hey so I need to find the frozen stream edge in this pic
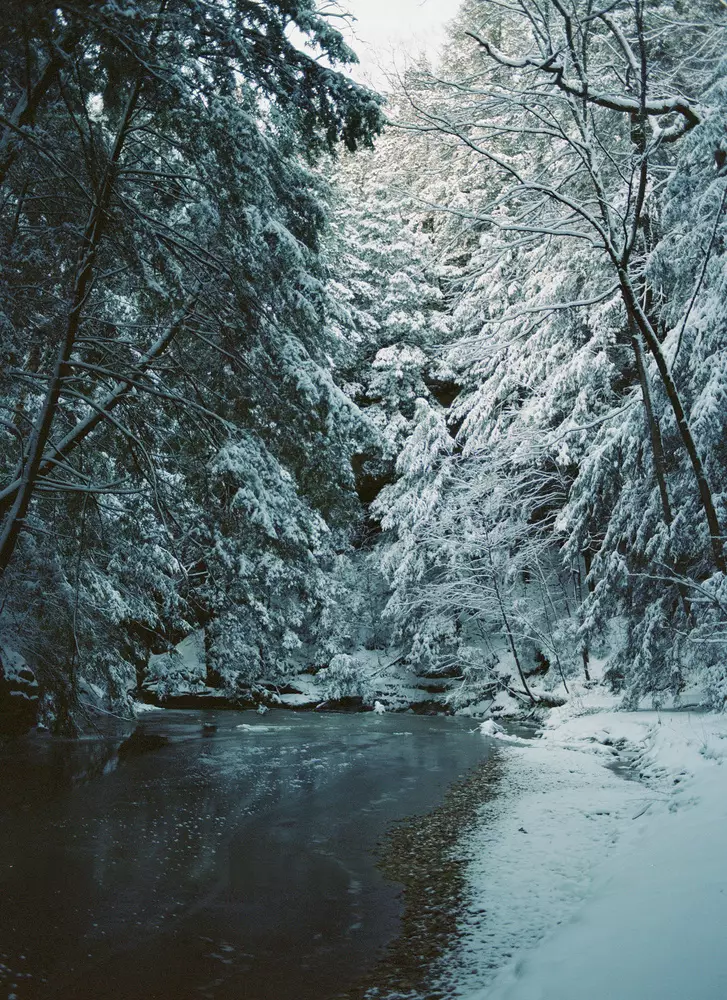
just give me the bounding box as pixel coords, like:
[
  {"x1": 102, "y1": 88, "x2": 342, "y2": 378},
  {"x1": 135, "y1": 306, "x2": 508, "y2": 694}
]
[{"x1": 440, "y1": 699, "x2": 727, "y2": 1000}]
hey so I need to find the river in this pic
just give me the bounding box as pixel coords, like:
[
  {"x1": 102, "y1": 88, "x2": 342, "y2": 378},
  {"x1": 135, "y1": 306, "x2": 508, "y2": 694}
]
[{"x1": 0, "y1": 710, "x2": 495, "y2": 1000}]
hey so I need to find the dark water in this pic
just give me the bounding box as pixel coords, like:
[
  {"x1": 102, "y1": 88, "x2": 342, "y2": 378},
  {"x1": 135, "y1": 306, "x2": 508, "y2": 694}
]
[{"x1": 0, "y1": 710, "x2": 493, "y2": 1000}]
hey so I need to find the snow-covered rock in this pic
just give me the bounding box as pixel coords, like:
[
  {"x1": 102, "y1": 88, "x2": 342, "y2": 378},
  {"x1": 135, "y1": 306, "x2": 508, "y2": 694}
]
[
  {"x1": 132, "y1": 701, "x2": 165, "y2": 715},
  {"x1": 144, "y1": 630, "x2": 208, "y2": 700},
  {"x1": 478, "y1": 718, "x2": 520, "y2": 742},
  {"x1": 0, "y1": 643, "x2": 38, "y2": 735}
]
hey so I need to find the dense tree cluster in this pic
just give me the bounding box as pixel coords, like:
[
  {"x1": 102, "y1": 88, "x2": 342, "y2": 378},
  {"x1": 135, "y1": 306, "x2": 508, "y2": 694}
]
[
  {"x1": 0, "y1": 0, "x2": 381, "y2": 730},
  {"x1": 4, "y1": 0, "x2": 727, "y2": 731},
  {"x1": 331, "y1": 0, "x2": 727, "y2": 710}
]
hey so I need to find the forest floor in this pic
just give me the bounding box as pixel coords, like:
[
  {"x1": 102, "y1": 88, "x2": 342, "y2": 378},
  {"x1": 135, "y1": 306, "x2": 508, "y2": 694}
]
[{"x1": 440, "y1": 691, "x2": 727, "y2": 1000}]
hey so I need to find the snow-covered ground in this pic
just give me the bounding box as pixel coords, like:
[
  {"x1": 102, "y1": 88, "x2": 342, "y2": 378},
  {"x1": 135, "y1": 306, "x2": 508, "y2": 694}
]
[{"x1": 442, "y1": 694, "x2": 727, "y2": 1000}]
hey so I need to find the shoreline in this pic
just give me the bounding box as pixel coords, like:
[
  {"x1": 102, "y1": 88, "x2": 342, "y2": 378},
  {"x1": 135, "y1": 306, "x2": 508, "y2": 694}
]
[
  {"x1": 441, "y1": 701, "x2": 727, "y2": 1000},
  {"x1": 346, "y1": 753, "x2": 503, "y2": 1000}
]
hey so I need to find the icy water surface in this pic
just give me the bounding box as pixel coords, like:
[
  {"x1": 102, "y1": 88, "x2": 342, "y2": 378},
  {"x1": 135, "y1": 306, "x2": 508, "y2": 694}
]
[{"x1": 0, "y1": 710, "x2": 494, "y2": 1000}]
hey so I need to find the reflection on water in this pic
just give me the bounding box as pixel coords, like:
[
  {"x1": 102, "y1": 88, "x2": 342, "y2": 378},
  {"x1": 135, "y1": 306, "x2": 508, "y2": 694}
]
[{"x1": 0, "y1": 710, "x2": 493, "y2": 1000}]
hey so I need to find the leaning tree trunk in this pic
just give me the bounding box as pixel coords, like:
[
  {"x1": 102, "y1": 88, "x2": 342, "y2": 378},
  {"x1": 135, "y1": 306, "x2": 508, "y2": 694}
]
[
  {"x1": 0, "y1": 24, "x2": 81, "y2": 189},
  {"x1": 630, "y1": 319, "x2": 673, "y2": 526},
  {"x1": 0, "y1": 79, "x2": 143, "y2": 575},
  {"x1": 488, "y1": 555, "x2": 537, "y2": 705},
  {"x1": 619, "y1": 271, "x2": 726, "y2": 575},
  {"x1": 0, "y1": 298, "x2": 196, "y2": 518},
  {"x1": 629, "y1": 315, "x2": 693, "y2": 618}
]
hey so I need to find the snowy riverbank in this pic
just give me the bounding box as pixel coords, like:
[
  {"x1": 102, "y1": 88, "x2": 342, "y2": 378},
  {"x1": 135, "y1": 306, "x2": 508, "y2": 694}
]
[{"x1": 442, "y1": 695, "x2": 727, "y2": 1000}]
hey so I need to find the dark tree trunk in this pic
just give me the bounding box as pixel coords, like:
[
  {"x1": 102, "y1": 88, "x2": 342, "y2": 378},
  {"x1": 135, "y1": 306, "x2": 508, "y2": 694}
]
[{"x1": 620, "y1": 272, "x2": 726, "y2": 575}]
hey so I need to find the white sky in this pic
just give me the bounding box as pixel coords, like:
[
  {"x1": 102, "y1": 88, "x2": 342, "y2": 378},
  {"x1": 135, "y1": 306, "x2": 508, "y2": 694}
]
[{"x1": 336, "y1": 0, "x2": 453, "y2": 88}]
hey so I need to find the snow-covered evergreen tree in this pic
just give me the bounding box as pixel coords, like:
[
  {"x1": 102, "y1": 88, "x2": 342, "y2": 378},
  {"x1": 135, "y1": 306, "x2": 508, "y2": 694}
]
[
  {"x1": 332, "y1": 0, "x2": 727, "y2": 708},
  {"x1": 0, "y1": 0, "x2": 383, "y2": 729}
]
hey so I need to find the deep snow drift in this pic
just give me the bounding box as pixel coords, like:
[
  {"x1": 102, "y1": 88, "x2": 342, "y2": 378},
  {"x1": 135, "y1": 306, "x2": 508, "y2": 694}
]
[{"x1": 443, "y1": 694, "x2": 727, "y2": 1000}]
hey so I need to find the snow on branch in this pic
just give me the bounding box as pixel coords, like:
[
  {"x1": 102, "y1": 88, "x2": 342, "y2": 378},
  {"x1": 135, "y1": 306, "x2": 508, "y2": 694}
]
[{"x1": 465, "y1": 30, "x2": 701, "y2": 142}]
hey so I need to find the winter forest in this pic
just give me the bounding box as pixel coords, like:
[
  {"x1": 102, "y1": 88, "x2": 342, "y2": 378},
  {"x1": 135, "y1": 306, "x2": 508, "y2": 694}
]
[
  {"x1": 3, "y1": 0, "x2": 727, "y2": 730},
  {"x1": 4, "y1": 2, "x2": 727, "y2": 999}
]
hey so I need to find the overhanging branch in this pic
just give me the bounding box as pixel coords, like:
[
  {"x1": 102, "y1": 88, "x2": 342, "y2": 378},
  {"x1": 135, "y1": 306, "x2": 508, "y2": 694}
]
[{"x1": 465, "y1": 30, "x2": 701, "y2": 141}]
